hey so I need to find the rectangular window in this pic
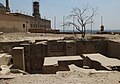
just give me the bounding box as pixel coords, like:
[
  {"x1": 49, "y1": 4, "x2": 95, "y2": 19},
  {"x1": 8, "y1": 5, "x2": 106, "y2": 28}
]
[{"x1": 23, "y1": 24, "x2": 25, "y2": 28}]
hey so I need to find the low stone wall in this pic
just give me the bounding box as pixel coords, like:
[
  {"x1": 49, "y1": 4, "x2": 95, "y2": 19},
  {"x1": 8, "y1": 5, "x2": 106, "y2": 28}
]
[
  {"x1": 12, "y1": 42, "x2": 47, "y2": 74},
  {"x1": 0, "y1": 41, "x2": 29, "y2": 54},
  {"x1": 107, "y1": 41, "x2": 120, "y2": 59},
  {"x1": 47, "y1": 40, "x2": 108, "y2": 57},
  {"x1": 77, "y1": 40, "x2": 108, "y2": 55},
  {"x1": 66, "y1": 41, "x2": 77, "y2": 56},
  {"x1": 3, "y1": 39, "x2": 120, "y2": 74},
  {"x1": 47, "y1": 40, "x2": 66, "y2": 56}
]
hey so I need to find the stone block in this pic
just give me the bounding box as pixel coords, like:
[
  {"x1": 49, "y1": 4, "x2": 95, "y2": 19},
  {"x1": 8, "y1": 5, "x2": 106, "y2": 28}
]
[
  {"x1": 31, "y1": 59, "x2": 43, "y2": 74},
  {"x1": 66, "y1": 41, "x2": 76, "y2": 56},
  {"x1": 47, "y1": 41, "x2": 66, "y2": 56},
  {"x1": 20, "y1": 43, "x2": 30, "y2": 58},
  {"x1": 31, "y1": 42, "x2": 47, "y2": 58},
  {"x1": 83, "y1": 53, "x2": 120, "y2": 70},
  {"x1": 30, "y1": 42, "x2": 46, "y2": 73},
  {"x1": 76, "y1": 41, "x2": 96, "y2": 54},
  {"x1": 20, "y1": 43, "x2": 31, "y2": 72},
  {"x1": 76, "y1": 41, "x2": 86, "y2": 54},
  {"x1": 107, "y1": 41, "x2": 120, "y2": 59},
  {"x1": 12, "y1": 47, "x2": 25, "y2": 71}
]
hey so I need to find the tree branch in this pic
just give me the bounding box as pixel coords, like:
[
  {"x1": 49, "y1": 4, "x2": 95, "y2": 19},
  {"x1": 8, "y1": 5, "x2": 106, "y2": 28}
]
[
  {"x1": 62, "y1": 6, "x2": 97, "y2": 38},
  {"x1": 84, "y1": 8, "x2": 97, "y2": 24},
  {"x1": 63, "y1": 22, "x2": 82, "y2": 32}
]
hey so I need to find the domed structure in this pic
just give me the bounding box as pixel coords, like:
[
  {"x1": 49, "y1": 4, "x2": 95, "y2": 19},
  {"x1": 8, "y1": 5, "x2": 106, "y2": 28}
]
[
  {"x1": 0, "y1": 3, "x2": 6, "y2": 13},
  {"x1": 0, "y1": 3, "x2": 5, "y2": 7}
]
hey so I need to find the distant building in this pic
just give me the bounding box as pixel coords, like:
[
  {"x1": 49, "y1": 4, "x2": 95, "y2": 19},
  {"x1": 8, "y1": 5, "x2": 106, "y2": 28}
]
[
  {"x1": 0, "y1": 0, "x2": 51, "y2": 33},
  {"x1": 0, "y1": 3, "x2": 6, "y2": 14}
]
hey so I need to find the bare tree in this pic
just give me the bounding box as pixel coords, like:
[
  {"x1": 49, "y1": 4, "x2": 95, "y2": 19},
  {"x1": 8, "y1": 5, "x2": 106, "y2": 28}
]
[{"x1": 63, "y1": 6, "x2": 97, "y2": 38}]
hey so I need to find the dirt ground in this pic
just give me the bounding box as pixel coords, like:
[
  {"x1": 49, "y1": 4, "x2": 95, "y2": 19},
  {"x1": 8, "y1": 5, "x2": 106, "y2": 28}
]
[
  {"x1": 0, "y1": 33, "x2": 120, "y2": 42},
  {"x1": 0, "y1": 70, "x2": 120, "y2": 84}
]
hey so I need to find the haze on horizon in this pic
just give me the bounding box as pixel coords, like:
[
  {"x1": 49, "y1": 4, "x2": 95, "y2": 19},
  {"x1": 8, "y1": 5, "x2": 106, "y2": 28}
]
[{"x1": 1, "y1": 0, "x2": 120, "y2": 30}]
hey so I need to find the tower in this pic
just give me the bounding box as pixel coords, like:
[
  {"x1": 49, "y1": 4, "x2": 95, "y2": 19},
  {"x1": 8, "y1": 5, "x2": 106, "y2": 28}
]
[
  {"x1": 6, "y1": 0, "x2": 10, "y2": 14},
  {"x1": 100, "y1": 16, "x2": 104, "y2": 32},
  {"x1": 32, "y1": 0, "x2": 40, "y2": 18}
]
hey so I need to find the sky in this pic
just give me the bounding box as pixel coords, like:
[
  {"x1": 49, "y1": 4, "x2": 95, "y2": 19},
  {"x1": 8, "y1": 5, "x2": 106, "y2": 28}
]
[{"x1": 1, "y1": 0, "x2": 120, "y2": 30}]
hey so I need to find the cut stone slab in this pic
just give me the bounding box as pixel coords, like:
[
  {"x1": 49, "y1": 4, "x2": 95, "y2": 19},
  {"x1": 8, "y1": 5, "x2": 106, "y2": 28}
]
[
  {"x1": 44, "y1": 56, "x2": 82, "y2": 66},
  {"x1": 12, "y1": 47, "x2": 25, "y2": 71},
  {"x1": 43, "y1": 56, "x2": 82, "y2": 74},
  {"x1": 83, "y1": 53, "x2": 120, "y2": 70}
]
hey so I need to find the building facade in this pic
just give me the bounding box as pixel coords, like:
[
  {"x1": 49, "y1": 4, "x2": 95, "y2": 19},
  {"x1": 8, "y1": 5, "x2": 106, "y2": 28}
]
[{"x1": 0, "y1": 0, "x2": 51, "y2": 33}]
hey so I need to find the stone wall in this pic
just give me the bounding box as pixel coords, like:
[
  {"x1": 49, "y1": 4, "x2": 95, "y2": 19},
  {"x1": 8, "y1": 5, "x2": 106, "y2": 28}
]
[
  {"x1": 0, "y1": 13, "x2": 27, "y2": 32},
  {"x1": 0, "y1": 13, "x2": 51, "y2": 33},
  {"x1": 107, "y1": 41, "x2": 120, "y2": 59},
  {"x1": 76, "y1": 40, "x2": 107, "y2": 56},
  {"x1": 66, "y1": 41, "x2": 77, "y2": 56},
  {"x1": 0, "y1": 21, "x2": 27, "y2": 33},
  {"x1": 30, "y1": 42, "x2": 47, "y2": 73},
  {"x1": 46, "y1": 40, "x2": 108, "y2": 57},
  {"x1": 9, "y1": 39, "x2": 120, "y2": 73},
  {"x1": 12, "y1": 42, "x2": 47, "y2": 73},
  {"x1": 20, "y1": 43, "x2": 31, "y2": 72},
  {"x1": 47, "y1": 40, "x2": 66, "y2": 56},
  {"x1": 76, "y1": 40, "x2": 108, "y2": 55},
  {"x1": 0, "y1": 41, "x2": 29, "y2": 54}
]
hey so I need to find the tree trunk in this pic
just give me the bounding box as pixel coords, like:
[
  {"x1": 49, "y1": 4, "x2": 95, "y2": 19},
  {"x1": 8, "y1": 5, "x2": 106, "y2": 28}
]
[
  {"x1": 81, "y1": 25, "x2": 86, "y2": 38},
  {"x1": 83, "y1": 26, "x2": 86, "y2": 38},
  {"x1": 81, "y1": 26, "x2": 84, "y2": 38}
]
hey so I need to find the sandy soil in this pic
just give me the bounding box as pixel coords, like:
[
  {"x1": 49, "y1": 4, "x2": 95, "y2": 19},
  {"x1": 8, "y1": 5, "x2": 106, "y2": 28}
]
[
  {"x1": 0, "y1": 70, "x2": 120, "y2": 84},
  {"x1": 0, "y1": 33, "x2": 72, "y2": 42},
  {"x1": 0, "y1": 33, "x2": 119, "y2": 42}
]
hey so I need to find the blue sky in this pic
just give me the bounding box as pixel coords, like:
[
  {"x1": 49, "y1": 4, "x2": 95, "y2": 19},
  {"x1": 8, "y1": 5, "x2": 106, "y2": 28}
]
[{"x1": 1, "y1": 0, "x2": 120, "y2": 30}]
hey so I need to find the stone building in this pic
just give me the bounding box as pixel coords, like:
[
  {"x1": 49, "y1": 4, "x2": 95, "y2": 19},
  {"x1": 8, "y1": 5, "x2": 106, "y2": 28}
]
[
  {"x1": 0, "y1": 0, "x2": 51, "y2": 33},
  {"x1": 0, "y1": 3, "x2": 6, "y2": 14}
]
